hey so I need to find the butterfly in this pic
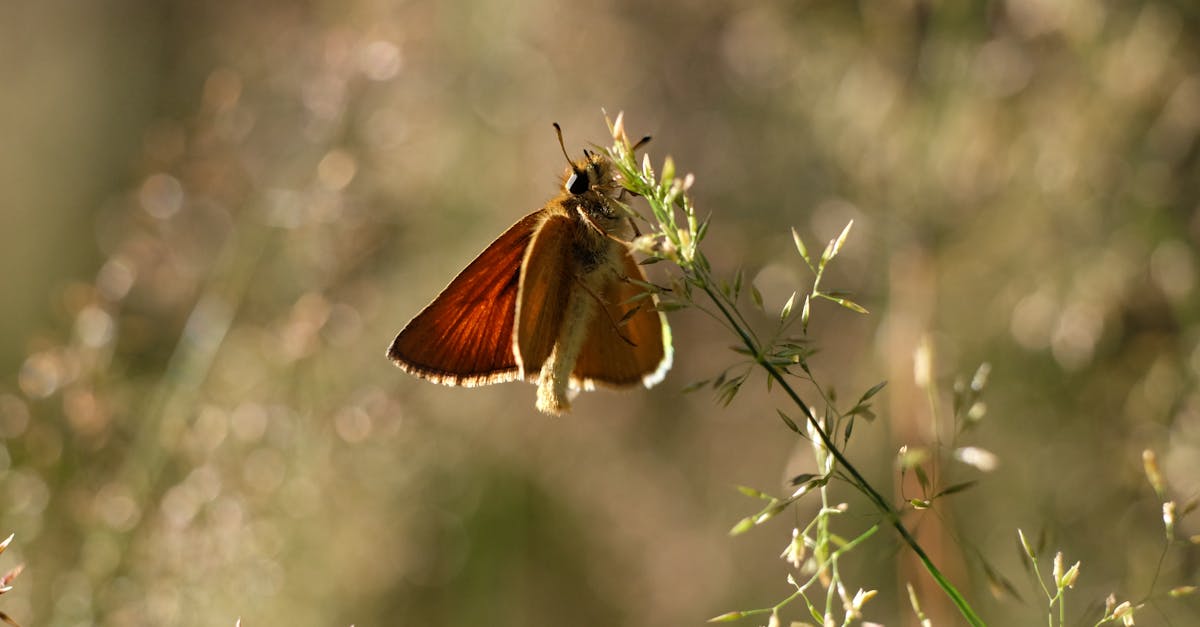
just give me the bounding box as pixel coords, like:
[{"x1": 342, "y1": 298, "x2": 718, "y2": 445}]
[{"x1": 387, "y1": 124, "x2": 672, "y2": 414}]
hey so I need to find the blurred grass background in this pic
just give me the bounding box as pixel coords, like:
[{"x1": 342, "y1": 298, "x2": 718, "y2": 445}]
[{"x1": 1, "y1": 0, "x2": 1199, "y2": 625}]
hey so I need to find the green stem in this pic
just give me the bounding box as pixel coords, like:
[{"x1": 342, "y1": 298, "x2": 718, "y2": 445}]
[{"x1": 700, "y1": 282, "x2": 986, "y2": 627}]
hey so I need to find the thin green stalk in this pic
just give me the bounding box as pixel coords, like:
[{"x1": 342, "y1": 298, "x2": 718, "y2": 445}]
[
  {"x1": 700, "y1": 281, "x2": 986, "y2": 627},
  {"x1": 1028, "y1": 552, "x2": 1054, "y2": 609},
  {"x1": 820, "y1": 486, "x2": 837, "y2": 622}
]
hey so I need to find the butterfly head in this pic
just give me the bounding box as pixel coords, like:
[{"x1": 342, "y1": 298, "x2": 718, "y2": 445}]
[
  {"x1": 554, "y1": 123, "x2": 622, "y2": 200},
  {"x1": 564, "y1": 151, "x2": 619, "y2": 197}
]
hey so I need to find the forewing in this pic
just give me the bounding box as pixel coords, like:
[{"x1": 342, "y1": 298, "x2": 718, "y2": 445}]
[
  {"x1": 572, "y1": 250, "x2": 672, "y2": 388},
  {"x1": 514, "y1": 213, "x2": 575, "y2": 377},
  {"x1": 388, "y1": 211, "x2": 542, "y2": 386}
]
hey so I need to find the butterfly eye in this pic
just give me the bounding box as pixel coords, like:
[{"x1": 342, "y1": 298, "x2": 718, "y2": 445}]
[{"x1": 566, "y1": 171, "x2": 589, "y2": 195}]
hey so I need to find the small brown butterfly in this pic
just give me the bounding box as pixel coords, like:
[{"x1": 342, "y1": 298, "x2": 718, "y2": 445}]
[{"x1": 387, "y1": 124, "x2": 672, "y2": 414}]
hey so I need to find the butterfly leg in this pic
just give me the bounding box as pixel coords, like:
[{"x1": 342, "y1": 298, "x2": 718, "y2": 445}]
[{"x1": 575, "y1": 274, "x2": 638, "y2": 347}]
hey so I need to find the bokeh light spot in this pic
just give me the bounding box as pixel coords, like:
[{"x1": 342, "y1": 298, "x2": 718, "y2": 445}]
[
  {"x1": 75, "y1": 304, "x2": 115, "y2": 348},
  {"x1": 1010, "y1": 290, "x2": 1056, "y2": 350},
  {"x1": 19, "y1": 351, "x2": 64, "y2": 399},
  {"x1": 1051, "y1": 303, "x2": 1103, "y2": 370},
  {"x1": 335, "y1": 405, "x2": 372, "y2": 444},
  {"x1": 322, "y1": 303, "x2": 363, "y2": 346},
  {"x1": 138, "y1": 173, "x2": 184, "y2": 220},
  {"x1": 317, "y1": 149, "x2": 358, "y2": 191},
  {"x1": 6, "y1": 470, "x2": 50, "y2": 516},
  {"x1": 190, "y1": 406, "x2": 229, "y2": 454},
  {"x1": 95, "y1": 482, "x2": 141, "y2": 532},
  {"x1": 361, "y1": 40, "x2": 403, "y2": 81},
  {"x1": 0, "y1": 394, "x2": 31, "y2": 438},
  {"x1": 96, "y1": 256, "x2": 136, "y2": 302},
  {"x1": 64, "y1": 388, "x2": 109, "y2": 437},
  {"x1": 231, "y1": 402, "x2": 269, "y2": 443},
  {"x1": 161, "y1": 483, "x2": 201, "y2": 529}
]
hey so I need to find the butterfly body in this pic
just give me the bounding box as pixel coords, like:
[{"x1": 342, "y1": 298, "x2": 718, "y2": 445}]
[{"x1": 388, "y1": 146, "x2": 671, "y2": 415}]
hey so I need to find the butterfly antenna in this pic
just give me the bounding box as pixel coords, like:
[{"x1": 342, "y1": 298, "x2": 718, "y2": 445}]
[
  {"x1": 552, "y1": 123, "x2": 582, "y2": 172},
  {"x1": 632, "y1": 135, "x2": 652, "y2": 151}
]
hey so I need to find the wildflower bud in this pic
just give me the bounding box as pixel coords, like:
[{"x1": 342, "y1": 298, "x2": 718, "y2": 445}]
[
  {"x1": 631, "y1": 234, "x2": 658, "y2": 255},
  {"x1": 1061, "y1": 561, "x2": 1080, "y2": 588},
  {"x1": 662, "y1": 156, "x2": 675, "y2": 183},
  {"x1": 780, "y1": 528, "x2": 806, "y2": 569},
  {"x1": 0, "y1": 563, "x2": 22, "y2": 590},
  {"x1": 1018, "y1": 529, "x2": 1035, "y2": 560},
  {"x1": 851, "y1": 588, "x2": 877, "y2": 612},
  {"x1": 898, "y1": 446, "x2": 928, "y2": 470},
  {"x1": 658, "y1": 239, "x2": 679, "y2": 262},
  {"x1": 954, "y1": 446, "x2": 999, "y2": 472},
  {"x1": 1168, "y1": 586, "x2": 1196, "y2": 598},
  {"x1": 807, "y1": 419, "x2": 830, "y2": 471},
  {"x1": 611, "y1": 112, "x2": 628, "y2": 145},
  {"x1": 1143, "y1": 449, "x2": 1165, "y2": 497},
  {"x1": 1163, "y1": 501, "x2": 1177, "y2": 539},
  {"x1": 677, "y1": 230, "x2": 691, "y2": 253},
  {"x1": 970, "y1": 362, "x2": 991, "y2": 391},
  {"x1": 669, "y1": 178, "x2": 684, "y2": 198}
]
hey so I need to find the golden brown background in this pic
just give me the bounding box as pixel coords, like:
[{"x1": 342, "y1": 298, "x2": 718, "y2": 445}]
[{"x1": 1, "y1": 0, "x2": 1198, "y2": 625}]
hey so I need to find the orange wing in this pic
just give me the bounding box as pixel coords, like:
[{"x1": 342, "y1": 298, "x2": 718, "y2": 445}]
[
  {"x1": 387, "y1": 211, "x2": 543, "y2": 386},
  {"x1": 572, "y1": 250, "x2": 672, "y2": 388},
  {"x1": 514, "y1": 213, "x2": 575, "y2": 377}
]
